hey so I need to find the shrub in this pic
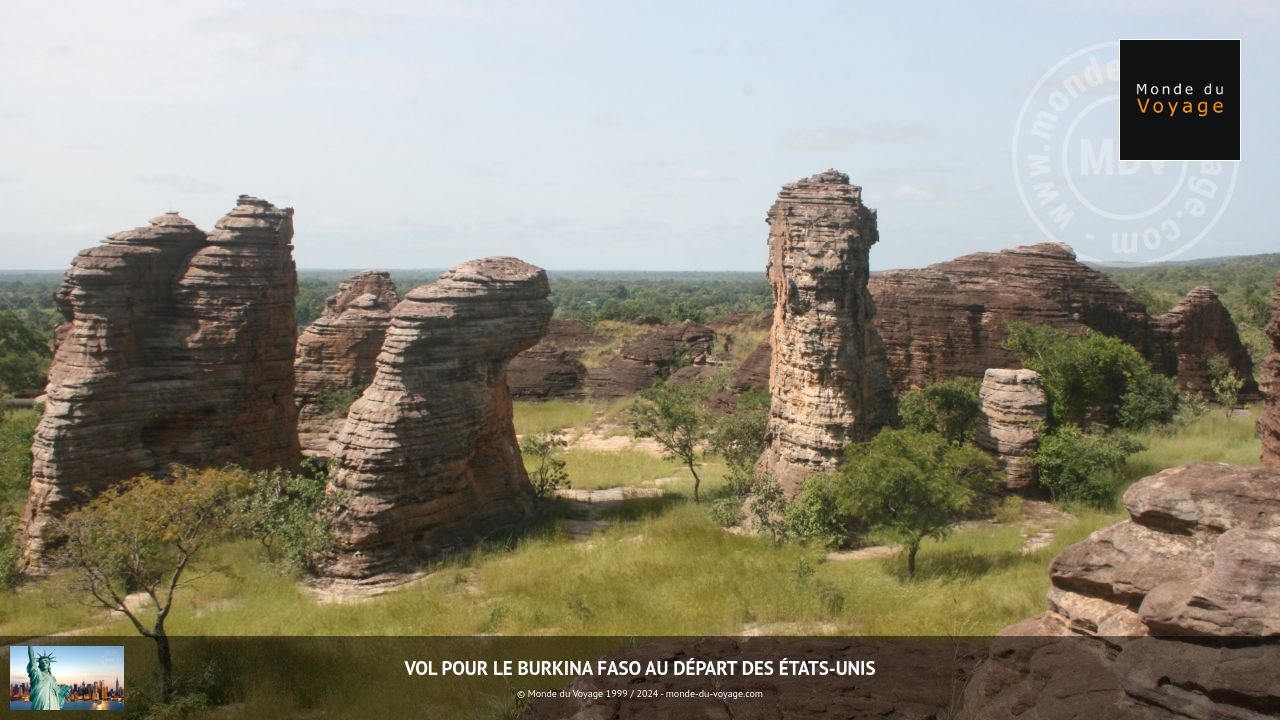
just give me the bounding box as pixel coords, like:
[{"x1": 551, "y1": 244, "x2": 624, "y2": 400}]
[
  {"x1": 521, "y1": 431, "x2": 570, "y2": 499},
  {"x1": 782, "y1": 473, "x2": 846, "y2": 546},
  {"x1": 631, "y1": 380, "x2": 714, "y2": 501},
  {"x1": 232, "y1": 458, "x2": 342, "y2": 573},
  {"x1": 707, "y1": 498, "x2": 742, "y2": 528},
  {"x1": 0, "y1": 513, "x2": 21, "y2": 589},
  {"x1": 1004, "y1": 323, "x2": 1178, "y2": 429},
  {"x1": 317, "y1": 386, "x2": 364, "y2": 417},
  {"x1": 898, "y1": 377, "x2": 982, "y2": 445},
  {"x1": 1032, "y1": 424, "x2": 1141, "y2": 507},
  {"x1": 711, "y1": 389, "x2": 769, "y2": 497}
]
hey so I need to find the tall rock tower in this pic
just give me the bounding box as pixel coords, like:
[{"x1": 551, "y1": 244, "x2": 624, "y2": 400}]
[
  {"x1": 1259, "y1": 272, "x2": 1280, "y2": 467},
  {"x1": 755, "y1": 170, "x2": 894, "y2": 494},
  {"x1": 20, "y1": 196, "x2": 300, "y2": 571}
]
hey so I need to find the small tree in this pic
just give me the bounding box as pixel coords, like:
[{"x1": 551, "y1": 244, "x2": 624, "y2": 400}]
[
  {"x1": 711, "y1": 389, "x2": 769, "y2": 496},
  {"x1": 60, "y1": 467, "x2": 247, "y2": 702},
  {"x1": 520, "y1": 431, "x2": 570, "y2": 499},
  {"x1": 1206, "y1": 354, "x2": 1244, "y2": 418},
  {"x1": 231, "y1": 458, "x2": 342, "y2": 573},
  {"x1": 898, "y1": 377, "x2": 982, "y2": 445},
  {"x1": 837, "y1": 429, "x2": 996, "y2": 578},
  {"x1": 631, "y1": 380, "x2": 713, "y2": 501}
]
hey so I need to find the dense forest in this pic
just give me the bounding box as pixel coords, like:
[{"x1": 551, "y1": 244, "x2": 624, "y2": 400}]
[{"x1": 2, "y1": 253, "x2": 1278, "y2": 396}]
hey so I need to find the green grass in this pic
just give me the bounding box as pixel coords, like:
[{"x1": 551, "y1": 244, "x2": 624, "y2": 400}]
[
  {"x1": 512, "y1": 400, "x2": 600, "y2": 437},
  {"x1": 1120, "y1": 405, "x2": 1262, "y2": 486}
]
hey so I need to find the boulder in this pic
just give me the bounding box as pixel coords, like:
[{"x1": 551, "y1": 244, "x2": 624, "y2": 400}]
[
  {"x1": 584, "y1": 320, "x2": 716, "y2": 399},
  {"x1": 1151, "y1": 286, "x2": 1259, "y2": 400},
  {"x1": 21, "y1": 197, "x2": 299, "y2": 571},
  {"x1": 507, "y1": 319, "x2": 596, "y2": 400},
  {"x1": 957, "y1": 461, "x2": 1280, "y2": 720},
  {"x1": 293, "y1": 271, "x2": 399, "y2": 455},
  {"x1": 975, "y1": 368, "x2": 1047, "y2": 489},
  {"x1": 755, "y1": 170, "x2": 894, "y2": 494},
  {"x1": 318, "y1": 257, "x2": 552, "y2": 588}
]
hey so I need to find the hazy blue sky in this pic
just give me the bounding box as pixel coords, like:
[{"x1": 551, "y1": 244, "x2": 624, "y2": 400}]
[
  {"x1": 9, "y1": 646, "x2": 124, "y2": 687},
  {"x1": 2, "y1": 1, "x2": 1275, "y2": 271}
]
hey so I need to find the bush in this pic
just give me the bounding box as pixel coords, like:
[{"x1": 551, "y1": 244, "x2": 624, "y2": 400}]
[
  {"x1": 1004, "y1": 323, "x2": 1178, "y2": 429},
  {"x1": 782, "y1": 474, "x2": 846, "y2": 546},
  {"x1": 1032, "y1": 424, "x2": 1142, "y2": 507},
  {"x1": 898, "y1": 377, "x2": 981, "y2": 445},
  {"x1": 707, "y1": 498, "x2": 743, "y2": 528},
  {"x1": 317, "y1": 386, "x2": 364, "y2": 418},
  {"x1": 0, "y1": 513, "x2": 21, "y2": 589},
  {"x1": 520, "y1": 431, "x2": 570, "y2": 499},
  {"x1": 0, "y1": 405, "x2": 39, "y2": 510},
  {"x1": 711, "y1": 389, "x2": 769, "y2": 497},
  {"x1": 232, "y1": 459, "x2": 342, "y2": 573}
]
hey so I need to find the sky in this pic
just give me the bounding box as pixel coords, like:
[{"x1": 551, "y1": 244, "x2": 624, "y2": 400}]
[
  {"x1": 1, "y1": 0, "x2": 1276, "y2": 271},
  {"x1": 9, "y1": 646, "x2": 125, "y2": 687}
]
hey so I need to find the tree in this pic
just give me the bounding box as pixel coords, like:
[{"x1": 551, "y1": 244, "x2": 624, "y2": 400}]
[
  {"x1": 1206, "y1": 354, "x2": 1244, "y2": 418},
  {"x1": 231, "y1": 458, "x2": 342, "y2": 573},
  {"x1": 898, "y1": 377, "x2": 982, "y2": 445},
  {"x1": 520, "y1": 431, "x2": 570, "y2": 499},
  {"x1": 631, "y1": 380, "x2": 714, "y2": 501},
  {"x1": 0, "y1": 310, "x2": 51, "y2": 394},
  {"x1": 60, "y1": 467, "x2": 248, "y2": 702},
  {"x1": 1003, "y1": 322, "x2": 1178, "y2": 429},
  {"x1": 711, "y1": 389, "x2": 769, "y2": 496},
  {"x1": 836, "y1": 429, "x2": 996, "y2": 578}
]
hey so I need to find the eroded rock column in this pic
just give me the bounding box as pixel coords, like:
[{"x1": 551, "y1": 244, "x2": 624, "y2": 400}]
[
  {"x1": 1259, "y1": 273, "x2": 1280, "y2": 468},
  {"x1": 320, "y1": 257, "x2": 552, "y2": 587},
  {"x1": 294, "y1": 271, "x2": 399, "y2": 454},
  {"x1": 975, "y1": 369, "x2": 1047, "y2": 489},
  {"x1": 21, "y1": 196, "x2": 299, "y2": 570},
  {"x1": 755, "y1": 170, "x2": 893, "y2": 494}
]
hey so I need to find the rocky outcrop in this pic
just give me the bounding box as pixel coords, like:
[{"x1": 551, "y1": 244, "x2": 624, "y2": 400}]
[
  {"x1": 975, "y1": 369, "x2": 1047, "y2": 489},
  {"x1": 732, "y1": 245, "x2": 1258, "y2": 400},
  {"x1": 21, "y1": 197, "x2": 300, "y2": 570},
  {"x1": 1259, "y1": 274, "x2": 1280, "y2": 467},
  {"x1": 870, "y1": 242, "x2": 1154, "y2": 392},
  {"x1": 507, "y1": 319, "x2": 596, "y2": 400},
  {"x1": 755, "y1": 170, "x2": 894, "y2": 494},
  {"x1": 294, "y1": 271, "x2": 399, "y2": 455},
  {"x1": 958, "y1": 461, "x2": 1280, "y2": 720},
  {"x1": 1152, "y1": 286, "x2": 1259, "y2": 400},
  {"x1": 584, "y1": 320, "x2": 716, "y2": 399},
  {"x1": 319, "y1": 257, "x2": 552, "y2": 587}
]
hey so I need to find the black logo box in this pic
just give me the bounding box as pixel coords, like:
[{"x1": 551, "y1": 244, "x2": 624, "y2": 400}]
[{"x1": 1120, "y1": 39, "x2": 1240, "y2": 161}]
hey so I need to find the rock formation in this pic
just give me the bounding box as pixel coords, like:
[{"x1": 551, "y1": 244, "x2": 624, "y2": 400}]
[
  {"x1": 733, "y1": 244, "x2": 1258, "y2": 400},
  {"x1": 584, "y1": 320, "x2": 716, "y2": 399},
  {"x1": 975, "y1": 369, "x2": 1047, "y2": 489},
  {"x1": 22, "y1": 196, "x2": 300, "y2": 570},
  {"x1": 755, "y1": 170, "x2": 894, "y2": 494},
  {"x1": 507, "y1": 319, "x2": 595, "y2": 400},
  {"x1": 957, "y1": 461, "x2": 1280, "y2": 719},
  {"x1": 319, "y1": 257, "x2": 552, "y2": 587},
  {"x1": 1151, "y1": 286, "x2": 1259, "y2": 400},
  {"x1": 1259, "y1": 273, "x2": 1280, "y2": 467},
  {"x1": 293, "y1": 271, "x2": 398, "y2": 454}
]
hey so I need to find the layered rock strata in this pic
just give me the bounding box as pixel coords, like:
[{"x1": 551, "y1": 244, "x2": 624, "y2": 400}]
[
  {"x1": 755, "y1": 170, "x2": 894, "y2": 494},
  {"x1": 320, "y1": 257, "x2": 552, "y2": 586},
  {"x1": 958, "y1": 461, "x2": 1280, "y2": 719},
  {"x1": 507, "y1": 319, "x2": 595, "y2": 400},
  {"x1": 975, "y1": 368, "x2": 1047, "y2": 489},
  {"x1": 1259, "y1": 273, "x2": 1280, "y2": 467},
  {"x1": 733, "y1": 245, "x2": 1258, "y2": 399},
  {"x1": 1151, "y1": 286, "x2": 1259, "y2": 400},
  {"x1": 22, "y1": 196, "x2": 300, "y2": 570},
  {"x1": 584, "y1": 320, "x2": 716, "y2": 399},
  {"x1": 294, "y1": 271, "x2": 398, "y2": 454}
]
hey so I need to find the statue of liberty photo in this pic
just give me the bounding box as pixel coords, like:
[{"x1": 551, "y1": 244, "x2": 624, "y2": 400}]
[{"x1": 26, "y1": 646, "x2": 71, "y2": 710}]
